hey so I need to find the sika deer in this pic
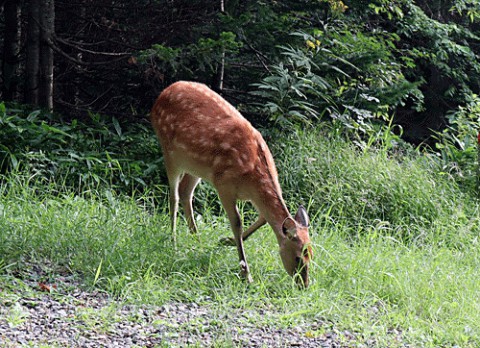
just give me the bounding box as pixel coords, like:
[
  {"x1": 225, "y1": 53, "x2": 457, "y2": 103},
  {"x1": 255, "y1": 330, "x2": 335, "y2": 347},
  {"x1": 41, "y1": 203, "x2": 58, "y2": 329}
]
[{"x1": 151, "y1": 81, "x2": 312, "y2": 287}]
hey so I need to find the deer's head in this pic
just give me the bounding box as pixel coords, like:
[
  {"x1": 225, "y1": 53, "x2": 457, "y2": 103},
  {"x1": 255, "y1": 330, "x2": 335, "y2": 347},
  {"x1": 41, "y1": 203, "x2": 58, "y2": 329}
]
[{"x1": 279, "y1": 206, "x2": 312, "y2": 288}]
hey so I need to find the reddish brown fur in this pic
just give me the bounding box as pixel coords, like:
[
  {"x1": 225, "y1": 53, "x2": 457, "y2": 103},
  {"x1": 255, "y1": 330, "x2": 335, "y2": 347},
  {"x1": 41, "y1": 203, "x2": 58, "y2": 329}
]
[{"x1": 151, "y1": 81, "x2": 312, "y2": 287}]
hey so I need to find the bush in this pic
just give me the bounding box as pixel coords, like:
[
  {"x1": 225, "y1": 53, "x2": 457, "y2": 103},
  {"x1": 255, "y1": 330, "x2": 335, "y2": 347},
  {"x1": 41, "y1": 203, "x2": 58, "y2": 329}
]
[
  {"x1": 251, "y1": 28, "x2": 421, "y2": 131},
  {"x1": 0, "y1": 103, "x2": 163, "y2": 193},
  {"x1": 433, "y1": 94, "x2": 480, "y2": 193}
]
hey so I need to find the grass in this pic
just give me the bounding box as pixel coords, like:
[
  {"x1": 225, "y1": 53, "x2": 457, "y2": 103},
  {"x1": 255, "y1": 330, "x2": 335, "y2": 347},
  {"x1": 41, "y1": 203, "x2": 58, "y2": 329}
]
[{"x1": 1, "y1": 126, "x2": 480, "y2": 346}]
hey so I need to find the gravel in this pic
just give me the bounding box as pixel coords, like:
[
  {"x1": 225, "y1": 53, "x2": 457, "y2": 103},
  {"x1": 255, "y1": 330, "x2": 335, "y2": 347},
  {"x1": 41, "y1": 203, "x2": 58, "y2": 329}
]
[{"x1": 0, "y1": 270, "x2": 393, "y2": 347}]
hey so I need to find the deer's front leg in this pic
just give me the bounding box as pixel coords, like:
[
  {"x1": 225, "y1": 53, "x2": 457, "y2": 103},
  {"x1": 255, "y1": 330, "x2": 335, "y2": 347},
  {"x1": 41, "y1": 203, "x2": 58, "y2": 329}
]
[{"x1": 219, "y1": 193, "x2": 253, "y2": 283}]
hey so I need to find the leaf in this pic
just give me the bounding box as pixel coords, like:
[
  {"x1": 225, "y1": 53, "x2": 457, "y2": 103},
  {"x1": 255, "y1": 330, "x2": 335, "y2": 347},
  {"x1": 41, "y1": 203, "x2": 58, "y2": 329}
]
[
  {"x1": 27, "y1": 110, "x2": 41, "y2": 122},
  {"x1": 9, "y1": 153, "x2": 18, "y2": 170},
  {"x1": 40, "y1": 123, "x2": 71, "y2": 138},
  {"x1": 94, "y1": 259, "x2": 103, "y2": 285},
  {"x1": 112, "y1": 117, "x2": 122, "y2": 137}
]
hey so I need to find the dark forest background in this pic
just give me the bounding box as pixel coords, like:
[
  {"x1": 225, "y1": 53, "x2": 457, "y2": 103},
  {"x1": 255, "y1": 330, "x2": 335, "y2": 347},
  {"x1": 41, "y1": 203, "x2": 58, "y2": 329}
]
[{"x1": 2, "y1": 0, "x2": 480, "y2": 142}]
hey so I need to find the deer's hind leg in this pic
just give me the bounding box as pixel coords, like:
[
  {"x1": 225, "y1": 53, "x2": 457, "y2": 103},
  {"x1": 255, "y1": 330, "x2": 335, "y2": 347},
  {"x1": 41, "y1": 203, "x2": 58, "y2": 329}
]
[
  {"x1": 219, "y1": 216, "x2": 267, "y2": 246},
  {"x1": 179, "y1": 173, "x2": 201, "y2": 234},
  {"x1": 163, "y1": 156, "x2": 183, "y2": 245}
]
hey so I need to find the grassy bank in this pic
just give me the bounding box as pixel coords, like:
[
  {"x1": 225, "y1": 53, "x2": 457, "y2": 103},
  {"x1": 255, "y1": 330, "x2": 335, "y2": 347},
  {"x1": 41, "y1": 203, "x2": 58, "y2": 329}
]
[{"x1": 1, "y1": 127, "x2": 480, "y2": 346}]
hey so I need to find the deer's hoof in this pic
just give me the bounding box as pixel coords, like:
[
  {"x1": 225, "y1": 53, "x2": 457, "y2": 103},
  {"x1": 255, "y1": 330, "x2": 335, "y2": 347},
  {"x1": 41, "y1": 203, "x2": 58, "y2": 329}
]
[{"x1": 239, "y1": 261, "x2": 253, "y2": 283}]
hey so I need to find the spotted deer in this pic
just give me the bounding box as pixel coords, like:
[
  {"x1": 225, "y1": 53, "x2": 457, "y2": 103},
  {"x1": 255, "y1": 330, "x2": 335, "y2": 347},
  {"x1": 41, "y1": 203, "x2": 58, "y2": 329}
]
[{"x1": 151, "y1": 81, "x2": 312, "y2": 287}]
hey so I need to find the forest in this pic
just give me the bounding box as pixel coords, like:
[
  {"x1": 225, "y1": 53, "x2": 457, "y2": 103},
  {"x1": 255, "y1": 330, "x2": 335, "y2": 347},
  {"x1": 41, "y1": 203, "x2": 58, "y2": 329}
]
[
  {"x1": 2, "y1": 0, "x2": 480, "y2": 138},
  {"x1": 2, "y1": 0, "x2": 480, "y2": 347}
]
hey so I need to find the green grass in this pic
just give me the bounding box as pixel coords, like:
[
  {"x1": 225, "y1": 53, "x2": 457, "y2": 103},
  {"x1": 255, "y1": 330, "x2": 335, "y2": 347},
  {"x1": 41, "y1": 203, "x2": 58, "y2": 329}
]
[{"x1": 1, "y1": 127, "x2": 480, "y2": 346}]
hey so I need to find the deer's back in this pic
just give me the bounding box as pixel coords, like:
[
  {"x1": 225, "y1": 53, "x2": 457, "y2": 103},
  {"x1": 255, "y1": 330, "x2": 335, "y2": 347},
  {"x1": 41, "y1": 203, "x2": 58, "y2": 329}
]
[{"x1": 151, "y1": 81, "x2": 274, "y2": 191}]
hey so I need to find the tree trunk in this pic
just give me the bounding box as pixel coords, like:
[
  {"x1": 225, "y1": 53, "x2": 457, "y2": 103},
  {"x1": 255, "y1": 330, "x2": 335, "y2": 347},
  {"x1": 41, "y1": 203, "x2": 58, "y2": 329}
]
[
  {"x1": 74, "y1": 4, "x2": 85, "y2": 109},
  {"x1": 39, "y1": 0, "x2": 55, "y2": 110},
  {"x1": 2, "y1": 0, "x2": 21, "y2": 102},
  {"x1": 26, "y1": 0, "x2": 40, "y2": 106},
  {"x1": 214, "y1": 0, "x2": 225, "y2": 92}
]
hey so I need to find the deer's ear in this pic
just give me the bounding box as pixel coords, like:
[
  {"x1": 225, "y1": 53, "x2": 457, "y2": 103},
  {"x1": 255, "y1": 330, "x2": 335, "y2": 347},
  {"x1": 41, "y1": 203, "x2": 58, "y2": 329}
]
[
  {"x1": 282, "y1": 217, "x2": 297, "y2": 240},
  {"x1": 294, "y1": 205, "x2": 309, "y2": 227}
]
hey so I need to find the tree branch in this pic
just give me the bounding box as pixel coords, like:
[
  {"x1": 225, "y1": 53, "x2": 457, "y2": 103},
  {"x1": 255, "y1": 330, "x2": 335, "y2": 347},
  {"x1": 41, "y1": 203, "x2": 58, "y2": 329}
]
[
  {"x1": 54, "y1": 35, "x2": 131, "y2": 56},
  {"x1": 47, "y1": 36, "x2": 128, "y2": 66},
  {"x1": 243, "y1": 38, "x2": 271, "y2": 73}
]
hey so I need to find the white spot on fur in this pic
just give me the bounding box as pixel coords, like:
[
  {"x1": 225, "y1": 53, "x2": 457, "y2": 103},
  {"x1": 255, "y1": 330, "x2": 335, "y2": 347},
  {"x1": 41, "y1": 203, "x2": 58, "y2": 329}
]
[
  {"x1": 219, "y1": 142, "x2": 231, "y2": 150},
  {"x1": 196, "y1": 114, "x2": 207, "y2": 122},
  {"x1": 173, "y1": 138, "x2": 188, "y2": 151},
  {"x1": 192, "y1": 84, "x2": 202, "y2": 92},
  {"x1": 221, "y1": 104, "x2": 235, "y2": 116},
  {"x1": 201, "y1": 139, "x2": 211, "y2": 148},
  {"x1": 266, "y1": 189, "x2": 275, "y2": 197},
  {"x1": 213, "y1": 156, "x2": 223, "y2": 166}
]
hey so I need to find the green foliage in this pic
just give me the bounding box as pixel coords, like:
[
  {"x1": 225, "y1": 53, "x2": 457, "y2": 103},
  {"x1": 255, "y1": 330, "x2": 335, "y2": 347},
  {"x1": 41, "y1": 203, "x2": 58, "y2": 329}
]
[
  {"x1": 137, "y1": 1, "x2": 335, "y2": 94},
  {"x1": 368, "y1": 0, "x2": 406, "y2": 19},
  {"x1": 247, "y1": 0, "x2": 480, "y2": 144},
  {"x1": 0, "y1": 103, "x2": 163, "y2": 193},
  {"x1": 451, "y1": 0, "x2": 480, "y2": 22},
  {"x1": 138, "y1": 44, "x2": 181, "y2": 75},
  {"x1": 131, "y1": 0, "x2": 480, "y2": 147},
  {"x1": 252, "y1": 27, "x2": 421, "y2": 131},
  {"x1": 138, "y1": 32, "x2": 242, "y2": 84},
  {"x1": 250, "y1": 52, "x2": 331, "y2": 126},
  {"x1": 433, "y1": 94, "x2": 480, "y2": 192},
  {"x1": 398, "y1": 3, "x2": 480, "y2": 89}
]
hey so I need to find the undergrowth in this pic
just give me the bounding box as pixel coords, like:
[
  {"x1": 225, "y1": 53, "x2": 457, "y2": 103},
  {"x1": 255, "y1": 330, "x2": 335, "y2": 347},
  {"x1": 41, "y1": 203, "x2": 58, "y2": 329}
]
[{"x1": 0, "y1": 102, "x2": 163, "y2": 193}]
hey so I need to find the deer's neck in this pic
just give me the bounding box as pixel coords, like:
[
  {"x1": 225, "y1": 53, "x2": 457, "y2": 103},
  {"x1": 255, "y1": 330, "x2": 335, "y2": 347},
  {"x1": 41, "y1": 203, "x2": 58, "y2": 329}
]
[
  {"x1": 250, "y1": 137, "x2": 291, "y2": 241},
  {"x1": 252, "y1": 181, "x2": 290, "y2": 241}
]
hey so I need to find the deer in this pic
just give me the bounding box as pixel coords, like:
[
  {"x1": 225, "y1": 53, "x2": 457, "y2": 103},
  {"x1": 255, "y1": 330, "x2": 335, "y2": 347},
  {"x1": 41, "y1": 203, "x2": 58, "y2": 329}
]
[{"x1": 150, "y1": 81, "x2": 312, "y2": 287}]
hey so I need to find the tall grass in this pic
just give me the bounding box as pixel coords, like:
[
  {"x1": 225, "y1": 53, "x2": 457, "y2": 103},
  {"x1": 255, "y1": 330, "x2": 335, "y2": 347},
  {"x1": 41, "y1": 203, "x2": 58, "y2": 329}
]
[
  {"x1": 274, "y1": 126, "x2": 475, "y2": 246},
  {"x1": 1, "y1": 125, "x2": 480, "y2": 346}
]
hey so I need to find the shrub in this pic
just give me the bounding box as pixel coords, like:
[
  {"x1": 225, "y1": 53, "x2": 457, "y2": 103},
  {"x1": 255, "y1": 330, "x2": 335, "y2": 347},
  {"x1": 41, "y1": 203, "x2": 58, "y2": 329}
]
[
  {"x1": 251, "y1": 28, "x2": 421, "y2": 131},
  {"x1": 0, "y1": 103, "x2": 163, "y2": 193},
  {"x1": 433, "y1": 94, "x2": 480, "y2": 193}
]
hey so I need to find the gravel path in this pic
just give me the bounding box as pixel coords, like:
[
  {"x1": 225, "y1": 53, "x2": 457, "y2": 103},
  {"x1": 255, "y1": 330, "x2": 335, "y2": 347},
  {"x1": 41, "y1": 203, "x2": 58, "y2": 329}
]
[{"x1": 0, "y1": 270, "x2": 386, "y2": 347}]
